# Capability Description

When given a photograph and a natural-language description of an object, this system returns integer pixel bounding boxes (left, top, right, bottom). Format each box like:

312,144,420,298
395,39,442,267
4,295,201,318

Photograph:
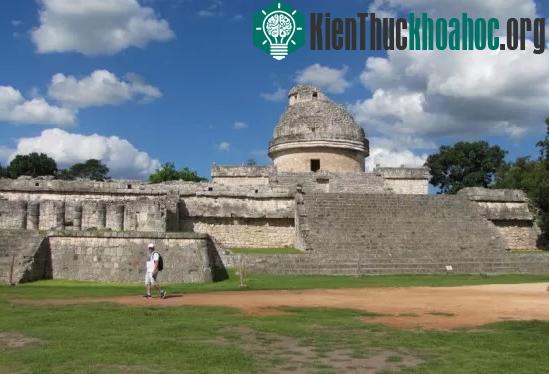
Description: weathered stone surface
0,229,226,284
48,231,218,283
459,187,541,249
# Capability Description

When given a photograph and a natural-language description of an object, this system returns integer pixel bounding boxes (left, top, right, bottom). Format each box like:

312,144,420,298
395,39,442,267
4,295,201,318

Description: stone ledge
45,230,210,240
459,187,527,202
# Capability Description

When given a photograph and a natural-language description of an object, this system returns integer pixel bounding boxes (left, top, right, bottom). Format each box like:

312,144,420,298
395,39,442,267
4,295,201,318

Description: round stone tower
268,85,369,173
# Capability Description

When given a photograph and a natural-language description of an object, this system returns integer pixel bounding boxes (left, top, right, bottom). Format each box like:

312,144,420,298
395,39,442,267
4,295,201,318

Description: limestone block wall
48,232,217,283
0,200,27,229
179,191,296,248
492,221,541,250
181,217,295,248
211,165,272,186
458,188,541,249
374,167,430,195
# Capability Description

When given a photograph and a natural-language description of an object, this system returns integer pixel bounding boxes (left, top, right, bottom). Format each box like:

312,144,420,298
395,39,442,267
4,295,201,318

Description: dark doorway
311,159,320,172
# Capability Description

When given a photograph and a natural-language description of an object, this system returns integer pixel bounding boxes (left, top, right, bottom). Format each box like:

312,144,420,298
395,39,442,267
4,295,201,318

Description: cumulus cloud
9,128,160,179
217,142,230,152
260,87,287,102
365,137,429,172
48,70,161,109
32,0,174,55
353,0,548,142
0,86,75,126
233,121,248,130
352,40,549,141
295,64,351,94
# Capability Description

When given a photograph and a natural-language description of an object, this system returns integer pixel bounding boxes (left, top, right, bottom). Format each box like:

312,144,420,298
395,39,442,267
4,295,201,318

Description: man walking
144,243,166,299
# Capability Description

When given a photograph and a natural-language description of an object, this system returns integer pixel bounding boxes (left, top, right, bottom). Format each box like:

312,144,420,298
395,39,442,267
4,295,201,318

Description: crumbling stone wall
0,200,27,229
212,165,272,186
374,167,430,195
179,191,296,248
459,188,541,249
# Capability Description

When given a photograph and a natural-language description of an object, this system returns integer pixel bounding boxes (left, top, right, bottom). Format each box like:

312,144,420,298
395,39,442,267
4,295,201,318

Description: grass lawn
229,247,303,255
1,273,549,373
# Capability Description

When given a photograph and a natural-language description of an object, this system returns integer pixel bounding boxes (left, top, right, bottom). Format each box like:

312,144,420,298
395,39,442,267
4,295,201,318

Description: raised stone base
1,230,227,284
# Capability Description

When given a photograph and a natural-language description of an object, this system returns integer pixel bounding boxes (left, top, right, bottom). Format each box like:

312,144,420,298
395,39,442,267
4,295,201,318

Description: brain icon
265,13,293,39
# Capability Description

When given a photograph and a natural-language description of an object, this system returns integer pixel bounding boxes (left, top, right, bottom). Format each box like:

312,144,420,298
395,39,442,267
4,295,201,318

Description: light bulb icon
254,2,304,61
263,11,295,60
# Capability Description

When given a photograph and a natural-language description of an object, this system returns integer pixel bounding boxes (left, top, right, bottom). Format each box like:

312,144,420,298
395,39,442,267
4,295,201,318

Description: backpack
153,252,164,271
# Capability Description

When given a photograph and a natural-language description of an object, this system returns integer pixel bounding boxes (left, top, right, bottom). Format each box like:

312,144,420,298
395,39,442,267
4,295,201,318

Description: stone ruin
0,85,546,284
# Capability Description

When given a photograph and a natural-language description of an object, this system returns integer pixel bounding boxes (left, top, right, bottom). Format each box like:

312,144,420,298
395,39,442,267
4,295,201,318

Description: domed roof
268,85,369,156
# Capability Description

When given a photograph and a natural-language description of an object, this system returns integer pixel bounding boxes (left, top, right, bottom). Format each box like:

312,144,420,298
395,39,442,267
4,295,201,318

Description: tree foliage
149,162,206,183
425,141,507,194
59,159,110,181
497,120,549,243
7,153,58,179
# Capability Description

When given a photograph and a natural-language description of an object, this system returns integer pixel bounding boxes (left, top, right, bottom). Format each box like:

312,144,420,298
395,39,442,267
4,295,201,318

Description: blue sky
0,0,548,179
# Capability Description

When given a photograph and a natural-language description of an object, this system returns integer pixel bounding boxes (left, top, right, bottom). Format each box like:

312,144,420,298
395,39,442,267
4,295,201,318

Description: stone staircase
304,193,506,258
0,230,49,284
229,193,549,275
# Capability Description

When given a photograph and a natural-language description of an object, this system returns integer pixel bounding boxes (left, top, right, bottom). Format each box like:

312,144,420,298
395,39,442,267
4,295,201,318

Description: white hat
148,243,155,249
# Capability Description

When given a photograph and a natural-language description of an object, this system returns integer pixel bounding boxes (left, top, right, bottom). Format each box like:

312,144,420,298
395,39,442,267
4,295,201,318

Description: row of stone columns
16,201,127,231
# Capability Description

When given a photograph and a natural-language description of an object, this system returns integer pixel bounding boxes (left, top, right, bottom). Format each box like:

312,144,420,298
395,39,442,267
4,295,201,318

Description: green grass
1,279,549,373
229,247,303,255
3,272,549,300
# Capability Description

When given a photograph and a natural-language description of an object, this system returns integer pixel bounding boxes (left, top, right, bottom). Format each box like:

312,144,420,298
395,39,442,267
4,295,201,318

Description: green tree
7,153,57,179
149,163,206,184
496,121,549,244
425,141,507,194
177,167,207,182
64,159,110,181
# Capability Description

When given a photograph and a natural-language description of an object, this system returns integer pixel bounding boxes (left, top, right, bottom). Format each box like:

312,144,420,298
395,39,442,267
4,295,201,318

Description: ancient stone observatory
268,85,369,173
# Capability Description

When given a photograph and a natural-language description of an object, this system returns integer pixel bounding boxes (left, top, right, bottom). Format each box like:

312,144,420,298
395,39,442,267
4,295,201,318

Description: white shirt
146,252,159,273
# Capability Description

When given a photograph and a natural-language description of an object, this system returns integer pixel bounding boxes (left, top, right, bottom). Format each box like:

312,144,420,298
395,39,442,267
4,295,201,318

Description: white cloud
9,128,160,179
365,137,428,172
295,64,351,94
353,0,548,145
353,40,549,142
0,146,14,165
233,121,248,130
0,86,75,126
48,70,161,109
32,0,174,55
217,142,230,152
198,0,222,17
260,87,287,102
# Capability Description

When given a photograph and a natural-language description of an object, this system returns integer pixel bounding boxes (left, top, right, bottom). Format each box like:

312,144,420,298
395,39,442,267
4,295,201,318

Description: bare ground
14,283,549,330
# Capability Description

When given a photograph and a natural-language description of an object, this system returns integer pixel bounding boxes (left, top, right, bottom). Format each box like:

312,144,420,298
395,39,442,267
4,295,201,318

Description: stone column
54,202,65,230
27,202,40,230
17,201,28,229
97,202,106,229
111,204,125,231
73,204,83,231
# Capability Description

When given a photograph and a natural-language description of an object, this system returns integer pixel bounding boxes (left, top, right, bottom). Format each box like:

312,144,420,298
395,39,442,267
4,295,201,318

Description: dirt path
15,283,549,330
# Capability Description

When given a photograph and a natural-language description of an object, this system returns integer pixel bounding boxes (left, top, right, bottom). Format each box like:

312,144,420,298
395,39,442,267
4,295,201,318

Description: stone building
0,86,547,284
